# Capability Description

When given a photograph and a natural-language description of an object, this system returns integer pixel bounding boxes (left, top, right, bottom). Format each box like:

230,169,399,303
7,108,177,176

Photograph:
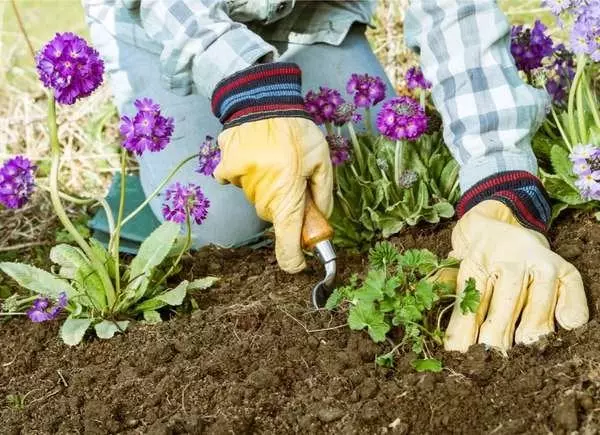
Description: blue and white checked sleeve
135,0,277,97
404,0,551,191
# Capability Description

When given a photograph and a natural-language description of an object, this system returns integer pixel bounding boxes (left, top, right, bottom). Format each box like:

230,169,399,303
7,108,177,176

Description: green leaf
376,353,395,368
133,280,189,312
550,203,569,224
368,241,400,270
325,287,350,310
89,238,115,279
459,278,480,314
128,221,180,289
393,297,423,324
411,358,443,373
188,276,219,290
415,280,437,310
0,262,77,299
348,303,390,342
94,320,130,339
60,317,92,346
532,133,556,162
541,172,584,205
439,160,459,198
432,201,455,218
356,269,386,303
550,145,575,181
50,244,88,279
143,310,162,324
400,249,438,274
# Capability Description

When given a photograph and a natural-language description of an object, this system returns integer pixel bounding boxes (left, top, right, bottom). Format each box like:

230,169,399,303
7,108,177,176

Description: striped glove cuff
211,62,311,129
456,171,552,233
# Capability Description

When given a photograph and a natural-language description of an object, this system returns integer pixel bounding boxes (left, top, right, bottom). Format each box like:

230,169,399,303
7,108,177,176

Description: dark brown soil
2,213,600,435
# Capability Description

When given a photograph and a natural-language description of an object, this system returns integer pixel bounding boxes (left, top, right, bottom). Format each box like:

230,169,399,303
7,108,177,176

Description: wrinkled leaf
61,317,92,346
550,145,575,182
143,310,162,324
188,276,219,290
433,201,455,218
0,262,77,299
375,352,395,368
134,280,189,312
94,320,130,339
348,303,390,342
460,278,480,314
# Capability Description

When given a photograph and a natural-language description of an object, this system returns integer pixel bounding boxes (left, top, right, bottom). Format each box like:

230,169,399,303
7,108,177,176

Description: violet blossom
27,292,67,323
326,135,351,166
36,32,104,105
120,98,174,155
304,87,345,125
346,73,387,108
0,156,36,209
569,0,600,61
510,20,554,73
570,144,600,200
197,135,221,176
162,182,210,225
405,67,431,90
544,44,576,105
376,96,428,141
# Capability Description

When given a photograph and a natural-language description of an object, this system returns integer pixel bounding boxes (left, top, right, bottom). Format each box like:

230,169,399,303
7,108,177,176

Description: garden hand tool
301,190,336,308
443,200,589,353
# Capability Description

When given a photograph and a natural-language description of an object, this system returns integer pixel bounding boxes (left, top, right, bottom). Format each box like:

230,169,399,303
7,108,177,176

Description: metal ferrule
313,240,336,288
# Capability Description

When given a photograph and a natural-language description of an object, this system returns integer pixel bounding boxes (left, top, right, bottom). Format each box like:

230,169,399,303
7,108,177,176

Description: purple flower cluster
543,0,572,15
304,87,345,125
326,135,351,166
405,67,431,90
376,96,428,141
333,103,362,126
569,0,600,61
511,20,554,73
36,32,104,105
545,44,576,105
120,98,174,155
0,156,36,209
197,135,221,176
346,73,387,108
570,144,600,200
162,182,210,225
27,292,67,323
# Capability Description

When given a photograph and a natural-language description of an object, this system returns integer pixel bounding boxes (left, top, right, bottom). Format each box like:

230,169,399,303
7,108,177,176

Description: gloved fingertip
212,163,229,185
556,267,589,330
278,257,307,274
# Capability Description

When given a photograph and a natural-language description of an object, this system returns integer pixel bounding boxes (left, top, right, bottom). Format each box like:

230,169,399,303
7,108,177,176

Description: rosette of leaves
331,131,460,248
0,223,217,345
326,242,479,371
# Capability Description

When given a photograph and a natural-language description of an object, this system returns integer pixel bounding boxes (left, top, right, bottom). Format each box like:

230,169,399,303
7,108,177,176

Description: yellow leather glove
210,63,333,273
444,199,589,352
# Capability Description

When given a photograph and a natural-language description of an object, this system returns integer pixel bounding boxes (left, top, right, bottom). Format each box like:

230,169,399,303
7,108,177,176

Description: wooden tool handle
301,190,334,250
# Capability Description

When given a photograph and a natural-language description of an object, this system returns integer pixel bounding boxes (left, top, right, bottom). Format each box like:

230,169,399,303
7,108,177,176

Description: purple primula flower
569,0,600,61
376,96,428,141
197,135,221,176
304,87,346,125
27,292,67,323
326,135,351,166
120,98,174,155
544,44,576,106
544,0,572,15
162,182,210,225
405,67,431,90
511,20,554,73
36,33,104,105
0,156,37,209
346,73,387,108
333,102,361,126
570,144,600,200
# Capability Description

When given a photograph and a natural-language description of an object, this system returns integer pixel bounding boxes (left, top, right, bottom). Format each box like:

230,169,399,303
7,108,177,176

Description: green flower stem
346,122,365,173
325,123,334,136
47,94,116,307
577,72,588,143
567,55,586,145
394,140,404,186
157,211,192,287
365,108,374,136
436,302,455,333
120,153,199,228
584,75,600,130
551,107,572,151
10,0,36,62
111,149,128,297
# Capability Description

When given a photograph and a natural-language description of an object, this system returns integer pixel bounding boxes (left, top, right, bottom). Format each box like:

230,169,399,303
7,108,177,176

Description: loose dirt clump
2,212,600,434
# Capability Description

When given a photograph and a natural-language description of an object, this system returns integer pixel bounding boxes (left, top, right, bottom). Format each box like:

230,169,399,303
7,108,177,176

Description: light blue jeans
88,23,395,248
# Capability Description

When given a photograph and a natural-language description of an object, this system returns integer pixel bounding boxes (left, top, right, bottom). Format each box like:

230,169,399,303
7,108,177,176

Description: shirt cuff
192,27,277,98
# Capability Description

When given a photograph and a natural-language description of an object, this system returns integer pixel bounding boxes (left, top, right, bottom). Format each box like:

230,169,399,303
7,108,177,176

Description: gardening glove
443,171,589,352
210,63,333,273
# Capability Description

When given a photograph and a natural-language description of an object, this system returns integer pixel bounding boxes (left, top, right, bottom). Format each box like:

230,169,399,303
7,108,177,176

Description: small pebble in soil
553,395,579,431
317,407,345,423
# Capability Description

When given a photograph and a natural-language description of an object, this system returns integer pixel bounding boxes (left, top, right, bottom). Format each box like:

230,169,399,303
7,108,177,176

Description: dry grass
0,0,548,254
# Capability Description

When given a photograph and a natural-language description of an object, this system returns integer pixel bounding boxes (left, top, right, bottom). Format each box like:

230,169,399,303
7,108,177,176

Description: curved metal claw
311,240,337,309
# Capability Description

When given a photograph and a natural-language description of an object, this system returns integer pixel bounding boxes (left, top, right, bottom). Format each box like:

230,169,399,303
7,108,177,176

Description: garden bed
2,211,600,434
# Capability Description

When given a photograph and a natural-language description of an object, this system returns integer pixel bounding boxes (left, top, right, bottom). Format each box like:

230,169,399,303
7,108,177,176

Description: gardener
83,0,589,352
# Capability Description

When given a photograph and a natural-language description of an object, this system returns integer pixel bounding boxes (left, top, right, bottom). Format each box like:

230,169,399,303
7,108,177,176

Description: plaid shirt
83,0,375,98
405,0,550,190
